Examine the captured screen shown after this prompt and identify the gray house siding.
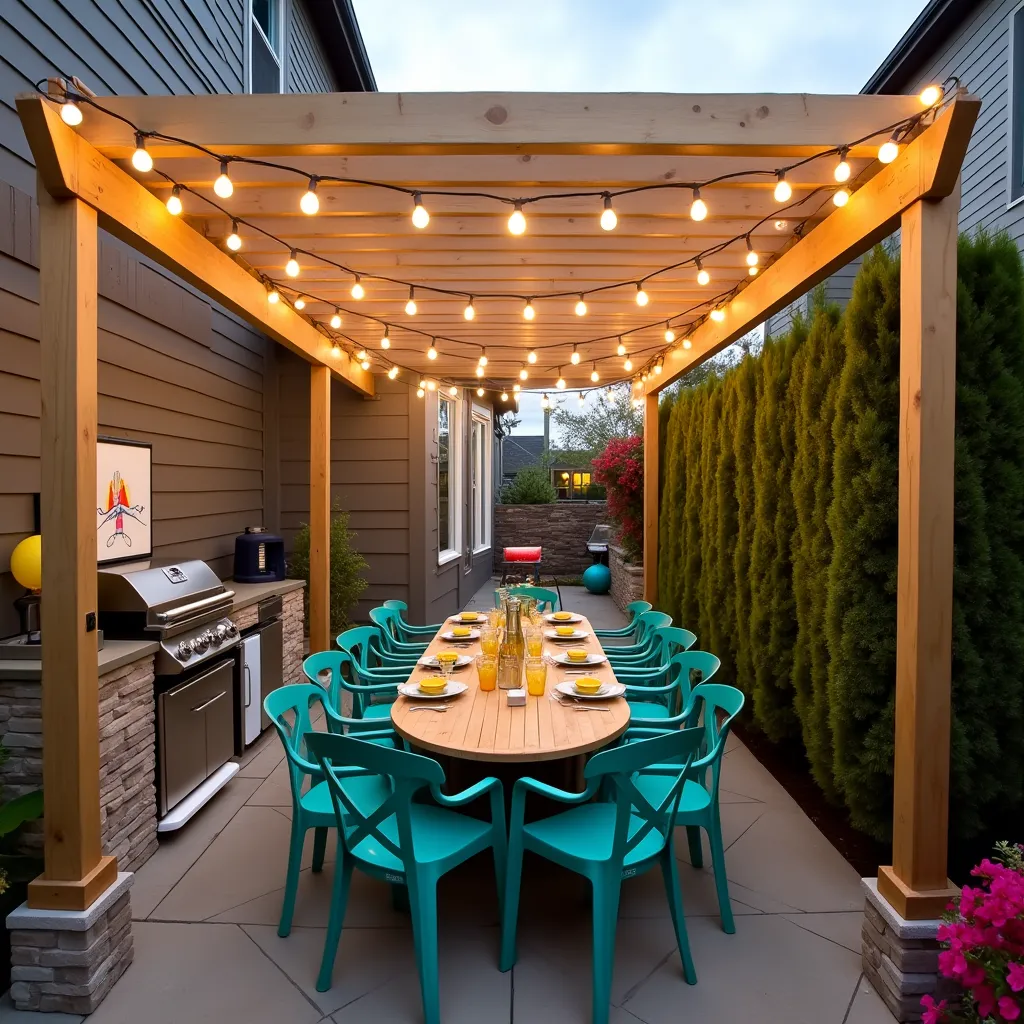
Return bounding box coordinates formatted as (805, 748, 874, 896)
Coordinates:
(287, 0, 338, 93)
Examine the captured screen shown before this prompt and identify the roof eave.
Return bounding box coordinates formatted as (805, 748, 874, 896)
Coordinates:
(303, 0, 377, 93)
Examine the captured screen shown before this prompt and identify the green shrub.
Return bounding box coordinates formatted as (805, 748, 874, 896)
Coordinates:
(500, 466, 557, 504)
(289, 504, 370, 636)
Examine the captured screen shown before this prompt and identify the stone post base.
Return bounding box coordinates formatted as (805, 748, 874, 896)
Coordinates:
(6, 871, 134, 1014)
(861, 877, 958, 1022)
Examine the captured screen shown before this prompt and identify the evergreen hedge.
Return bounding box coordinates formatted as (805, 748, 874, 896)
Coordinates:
(657, 235, 1024, 841)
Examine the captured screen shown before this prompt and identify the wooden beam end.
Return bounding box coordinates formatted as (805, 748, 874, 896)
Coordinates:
(877, 865, 959, 921)
(27, 856, 119, 912)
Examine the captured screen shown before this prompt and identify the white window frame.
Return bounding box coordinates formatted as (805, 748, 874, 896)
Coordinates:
(1008, 1, 1024, 208)
(471, 407, 492, 554)
(245, 0, 286, 95)
(437, 394, 462, 566)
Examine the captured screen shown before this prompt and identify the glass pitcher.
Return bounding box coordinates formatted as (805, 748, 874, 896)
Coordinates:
(497, 595, 525, 689)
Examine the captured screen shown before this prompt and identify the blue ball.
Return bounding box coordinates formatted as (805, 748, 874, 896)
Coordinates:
(583, 563, 611, 595)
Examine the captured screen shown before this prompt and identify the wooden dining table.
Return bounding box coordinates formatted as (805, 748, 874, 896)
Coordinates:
(389, 612, 631, 763)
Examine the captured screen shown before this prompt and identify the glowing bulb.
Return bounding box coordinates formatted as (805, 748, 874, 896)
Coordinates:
(427, 341, 438, 360)
(226, 220, 242, 251)
(635, 283, 649, 307)
(606, 388, 615, 404)
(166, 187, 183, 216)
(285, 250, 300, 278)
(834, 149, 851, 183)
(411, 192, 429, 228)
(682, 338, 692, 349)
(641, 372, 648, 383)
(590, 365, 600, 383)
(479, 349, 488, 367)
(774, 172, 792, 203)
(513, 383, 521, 393)
(696, 258, 710, 287)
(476, 365, 484, 378)
(293, 296, 305, 310)
(361, 358, 370, 370)
(654, 361, 663, 376)
(523, 300, 535, 321)
(690, 188, 707, 221)
(213, 160, 233, 199)
(879, 135, 900, 163)
(449, 385, 459, 396)
(575, 295, 587, 317)
(60, 99, 82, 126)
(356, 349, 368, 361)
(746, 237, 759, 266)
(300, 178, 319, 215)
(381, 327, 391, 349)
(405, 287, 417, 316)
(540, 394, 550, 410)
(623, 357, 633, 372)
(749, 266, 759, 276)
(508, 202, 526, 235)
(519, 366, 529, 380)
(351, 277, 365, 300)
(330, 310, 342, 329)
(464, 298, 475, 321)
(417, 387, 425, 398)
(331, 344, 341, 358)
(131, 133, 153, 173)
(556, 373, 566, 390)
(500, 391, 509, 401)
(833, 188, 850, 208)
(600, 194, 617, 231)
(920, 84, 942, 106)
(634, 379, 642, 390)
(664, 326, 675, 344)
(419, 379, 427, 389)
(616, 340, 626, 357)
(710, 306, 725, 322)
(527, 350, 537, 364)
(570, 346, 581, 366)
(578, 391, 586, 405)
(267, 288, 279, 304)
(388, 366, 399, 380)
(775, 220, 787, 231)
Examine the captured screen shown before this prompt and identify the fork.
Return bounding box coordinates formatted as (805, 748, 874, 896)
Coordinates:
(408, 705, 450, 713)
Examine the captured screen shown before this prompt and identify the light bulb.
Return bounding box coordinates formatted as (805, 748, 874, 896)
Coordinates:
(682, 338, 692, 349)
(356, 349, 368, 361)
(635, 283, 649, 306)
(294, 296, 305, 310)
(388, 365, 399, 380)
(330, 310, 342, 329)
(690, 188, 707, 221)
(578, 391, 586, 405)
(774, 172, 792, 203)
(527, 350, 537, 364)
(213, 160, 233, 199)
(654, 361, 663, 376)
(475, 365, 484, 378)
(381, 327, 391, 349)
(267, 287, 279, 304)
(300, 178, 319, 215)
(351, 276, 365, 300)
(746, 237, 759, 266)
(590, 365, 600, 383)
(508, 201, 526, 235)
(634, 379, 643, 390)
(879, 134, 900, 163)
(405, 287, 417, 316)
(834, 149, 851, 183)
(696, 258, 710, 286)
(616, 340, 626, 357)
(519, 366, 529, 380)
(226, 220, 242, 251)
(285, 250, 300, 277)
(641, 372, 648, 383)
(600, 194, 617, 231)
(749, 266, 759, 276)
(710, 306, 725, 322)
(513, 383, 521, 393)
(500, 390, 509, 401)
(331, 344, 341, 358)
(920, 84, 942, 106)
(570, 346, 581, 365)
(664, 326, 675, 344)
(425, 380, 436, 391)
(417, 387, 425, 398)
(833, 188, 850, 208)
(361, 358, 370, 370)
(540, 394, 550, 409)
(464, 298, 475, 321)
(623, 357, 633, 372)
(419, 379, 427, 389)
(411, 192, 429, 228)
(449, 385, 459, 396)
(166, 186, 183, 216)
(523, 300, 535, 321)
(606, 388, 615, 404)
(556, 372, 566, 390)
(478, 349, 488, 367)
(427, 341, 437, 359)
(775, 220, 787, 231)
(575, 295, 587, 317)
(60, 99, 82, 126)
(131, 133, 153, 173)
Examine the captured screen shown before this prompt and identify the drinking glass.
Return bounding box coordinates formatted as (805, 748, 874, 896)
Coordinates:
(487, 607, 503, 629)
(477, 654, 498, 692)
(524, 625, 543, 658)
(480, 626, 502, 658)
(525, 656, 547, 697)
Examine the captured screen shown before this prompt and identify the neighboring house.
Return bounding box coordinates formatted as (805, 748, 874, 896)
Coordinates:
(499, 435, 596, 500)
(767, 0, 1013, 337)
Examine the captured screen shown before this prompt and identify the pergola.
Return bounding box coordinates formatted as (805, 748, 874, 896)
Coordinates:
(16, 86, 977, 936)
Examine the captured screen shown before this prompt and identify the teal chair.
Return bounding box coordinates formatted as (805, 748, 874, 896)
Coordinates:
(384, 599, 442, 638)
(306, 732, 507, 1021)
(494, 584, 560, 612)
(322, 643, 406, 723)
(593, 600, 652, 639)
(632, 683, 745, 933)
(500, 728, 703, 1024)
(601, 610, 672, 660)
(337, 625, 420, 673)
(609, 628, 699, 694)
(622, 650, 720, 723)
(302, 651, 402, 742)
(264, 684, 393, 939)
(369, 607, 431, 656)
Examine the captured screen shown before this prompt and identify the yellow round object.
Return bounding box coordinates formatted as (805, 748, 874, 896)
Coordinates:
(460, 612, 480, 622)
(436, 652, 459, 664)
(553, 611, 573, 620)
(10, 534, 41, 591)
(418, 677, 447, 695)
(555, 626, 575, 637)
(452, 626, 471, 637)
(566, 648, 589, 662)
(573, 677, 602, 695)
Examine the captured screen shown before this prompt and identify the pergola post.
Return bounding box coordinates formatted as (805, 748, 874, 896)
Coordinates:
(27, 187, 117, 911)
(309, 365, 331, 653)
(875, 186, 961, 921)
(643, 393, 659, 605)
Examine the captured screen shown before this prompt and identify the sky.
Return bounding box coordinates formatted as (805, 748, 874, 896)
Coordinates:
(353, 0, 927, 435)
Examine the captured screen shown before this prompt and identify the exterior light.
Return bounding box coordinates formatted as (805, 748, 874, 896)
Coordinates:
(427, 340, 438, 359)
(600, 194, 617, 231)
(478, 348, 488, 367)
(556, 369, 566, 390)
(267, 287, 280, 304)
(500, 390, 509, 401)
(131, 133, 153, 172)
(388, 365, 399, 380)
(60, 98, 83, 126)
(381, 326, 391, 349)
(920, 84, 942, 106)
(879, 132, 900, 164)
(405, 287, 417, 316)
(570, 345, 581, 365)
(635, 283, 649, 306)
(774, 171, 792, 203)
(690, 188, 707, 221)
(623, 357, 633, 372)
(300, 177, 319, 215)
(412, 192, 430, 228)
(616, 339, 626, 357)
(519, 366, 529, 380)
(360, 358, 370, 370)
(508, 201, 526, 235)
(590, 363, 600, 383)
(417, 387, 425, 398)
(293, 295, 305, 310)
(351, 276, 365, 300)
(226, 220, 242, 251)
(578, 391, 586, 406)
(331, 344, 341, 358)
(464, 298, 476, 321)
(330, 309, 342, 329)
(513, 382, 521, 393)
(477, 387, 485, 397)
(213, 160, 233, 199)
(696, 257, 710, 287)
(575, 295, 588, 317)
(746, 236, 759, 266)
(476, 365, 484, 378)
(682, 338, 692, 349)
(449, 385, 459, 396)
(834, 147, 851, 183)
(710, 306, 726, 322)
(523, 299, 535, 321)
(664, 326, 675, 343)
(285, 249, 300, 277)
(356, 349, 368, 361)
(833, 188, 850, 208)
(426, 381, 436, 391)
(527, 350, 538, 364)
(166, 186, 183, 216)
(540, 394, 550, 409)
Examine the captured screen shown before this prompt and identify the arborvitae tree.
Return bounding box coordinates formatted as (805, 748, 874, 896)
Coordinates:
(697, 380, 723, 648)
(712, 371, 740, 683)
(659, 395, 687, 623)
(732, 354, 759, 699)
(680, 387, 706, 632)
(826, 245, 902, 838)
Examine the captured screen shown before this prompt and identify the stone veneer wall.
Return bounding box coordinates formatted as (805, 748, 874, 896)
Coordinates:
(234, 590, 304, 685)
(0, 679, 44, 856)
(609, 544, 644, 613)
(493, 502, 608, 577)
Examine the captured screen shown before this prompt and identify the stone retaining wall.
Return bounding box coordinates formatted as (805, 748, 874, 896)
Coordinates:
(493, 502, 608, 577)
(609, 544, 644, 613)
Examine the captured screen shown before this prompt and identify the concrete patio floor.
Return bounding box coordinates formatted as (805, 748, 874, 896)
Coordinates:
(2, 583, 897, 1024)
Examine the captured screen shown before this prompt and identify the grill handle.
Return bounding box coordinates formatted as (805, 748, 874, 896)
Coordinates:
(155, 591, 235, 623)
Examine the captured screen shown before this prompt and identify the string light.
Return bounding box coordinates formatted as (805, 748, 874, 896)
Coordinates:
(575, 294, 587, 317)
(834, 147, 851, 183)
(226, 220, 242, 251)
(331, 343, 341, 358)
(464, 298, 476, 321)
(477, 386, 485, 397)
(427, 339, 438, 359)
(696, 257, 710, 287)
(388, 365, 399, 380)
(411, 192, 430, 228)
(513, 383, 521, 393)
(449, 385, 459, 396)
(710, 306, 726, 322)
(690, 188, 707, 221)
(540, 394, 550, 410)
(330, 309, 341, 329)
(616, 339, 626, 357)
(635, 282, 649, 306)
(285, 249, 300, 278)
(293, 295, 305, 310)
(527, 350, 538, 364)
(381, 326, 391, 348)
(570, 345, 581, 365)
(623, 356, 633, 372)
(478, 348, 488, 367)
(682, 338, 692, 349)
(419, 379, 427, 389)
(426, 381, 436, 392)
(600, 194, 617, 231)
(523, 299, 535, 321)
(749, 265, 759, 276)
(475, 365, 484, 378)
(641, 371, 648, 383)
(166, 186, 183, 216)
(606, 388, 615, 404)
(417, 387, 425, 398)
(634, 379, 643, 390)
(745, 236, 759, 267)
(508, 201, 526, 235)
(590, 363, 600, 383)
(920, 84, 942, 106)
(500, 390, 509, 401)
(360, 359, 370, 370)
(131, 133, 153, 172)
(60, 98, 82, 126)
(556, 369, 566, 390)
(356, 349, 368, 361)
(833, 188, 850, 208)
(664, 325, 675, 344)
(774, 171, 792, 203)
(519, 365, 529, 380)
(213, 160, 233, 199)
(578, 391, 586, 406)
(405, 286, 417, 316)
(878, 132, 900, 164)
(351, 276, 365, 300)
(267, 286, 280, 304)
(654, 359, 663, 376)
(300, 178, 319, 215)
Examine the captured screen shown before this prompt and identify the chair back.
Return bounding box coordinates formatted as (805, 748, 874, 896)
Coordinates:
(493, 585, 560, 612)
(303, 650, 346, 710)
(666, 650, 721, 709)
(624, 600, 652, 630)
(633, 610, 672, 645)
(383, 599, 409, 614)
(652, 626, 698, 663)
(337, 625, 387, 669)
(265, 684, 328, 811)
(689, 684, 745, 795)
(369, 607, 404, 648)
(306, 731, 445, 878)
(582, 727, 703, 870)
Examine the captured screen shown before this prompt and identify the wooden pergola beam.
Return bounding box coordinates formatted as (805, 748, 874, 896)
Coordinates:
(643, 392, 659, 605)
(15, 96, 374, 398)
(309, 366, 331, 654)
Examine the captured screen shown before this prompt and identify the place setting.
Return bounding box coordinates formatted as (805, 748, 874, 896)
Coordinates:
(397, 657, 469, 710)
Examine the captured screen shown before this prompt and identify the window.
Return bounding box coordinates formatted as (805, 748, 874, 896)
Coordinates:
(552, 469, 592, 500)
(1010, 2, 1024, 204)
(248, 0, 283, 94)
(437, 395, 461, 564)
(471, 411, 492, 552)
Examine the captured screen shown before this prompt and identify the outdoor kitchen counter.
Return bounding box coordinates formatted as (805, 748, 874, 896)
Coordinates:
(229, 578, 305, 612)
(0, 638, 160, 682)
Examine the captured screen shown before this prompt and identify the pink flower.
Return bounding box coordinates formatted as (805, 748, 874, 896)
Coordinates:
(961, 963, 986, 987)
(999, 995, 1021, 1021)
(1009, 963, 1024, 993)
(920, 994, 947, 1024)
(974, 984, 996, 1019)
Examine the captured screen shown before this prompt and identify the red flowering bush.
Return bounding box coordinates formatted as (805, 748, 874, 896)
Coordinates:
(593, 435, 644, 561)
(923, 842, 1024, 1024)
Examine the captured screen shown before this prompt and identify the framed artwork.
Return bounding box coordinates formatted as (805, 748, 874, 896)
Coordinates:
(96, 437, 152, 565)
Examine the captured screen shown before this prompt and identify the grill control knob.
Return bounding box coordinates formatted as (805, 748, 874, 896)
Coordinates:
(177, 640, 193, 661)
(226, 622, 238, 637)
(214, 623, 230, 644)
(192, 634, 210, 654)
